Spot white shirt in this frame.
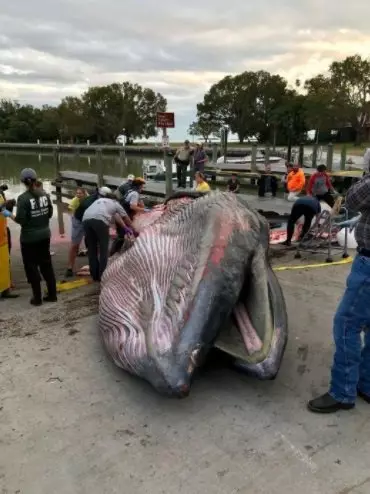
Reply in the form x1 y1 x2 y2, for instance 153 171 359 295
82 198 127 226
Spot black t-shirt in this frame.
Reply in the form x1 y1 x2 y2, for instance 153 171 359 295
227 178 240 191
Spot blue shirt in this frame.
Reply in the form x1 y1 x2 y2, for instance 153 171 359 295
295 196 321 214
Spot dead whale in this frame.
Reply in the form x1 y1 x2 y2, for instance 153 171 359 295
99 190 288 396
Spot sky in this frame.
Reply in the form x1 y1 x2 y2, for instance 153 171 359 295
0 0 370 142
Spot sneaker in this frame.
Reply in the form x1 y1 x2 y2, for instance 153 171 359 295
281 240 291 246
65 268 74 278
30 298 42 307
307 392 354 414
43 295 58 303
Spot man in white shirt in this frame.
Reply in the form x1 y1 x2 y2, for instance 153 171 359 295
82 187 135 281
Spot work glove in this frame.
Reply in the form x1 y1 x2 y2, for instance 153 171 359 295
1 209 11 218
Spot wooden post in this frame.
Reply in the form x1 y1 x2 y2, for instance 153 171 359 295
212 143 218 164
119 149 126 177
312 143 318 168
54 147 65 237
340 144 347 171
264 146 270 167
326 143 334 172
96 148 104 187
164 152 173 197
251 144 258 173
298 143 304 166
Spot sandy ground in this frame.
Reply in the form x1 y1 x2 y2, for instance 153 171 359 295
1 243 370 494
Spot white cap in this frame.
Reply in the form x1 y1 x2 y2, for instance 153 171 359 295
99 186 112 197
127 174 135 181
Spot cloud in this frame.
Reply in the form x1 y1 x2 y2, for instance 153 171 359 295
1 0 370 138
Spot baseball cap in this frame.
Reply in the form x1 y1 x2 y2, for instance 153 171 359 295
127 174 135 181
99 186 112 197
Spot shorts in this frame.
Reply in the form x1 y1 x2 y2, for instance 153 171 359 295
71 216 85 245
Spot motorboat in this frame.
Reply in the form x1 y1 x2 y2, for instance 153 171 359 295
143 161 191 184
214 148 285 172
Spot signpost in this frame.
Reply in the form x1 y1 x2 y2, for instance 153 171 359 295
156 112 175 195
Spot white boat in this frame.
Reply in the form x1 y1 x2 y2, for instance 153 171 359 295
143 161 191 183
215 149 285 171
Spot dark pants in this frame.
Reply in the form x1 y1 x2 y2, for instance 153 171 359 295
315 192 335 208
176 160 189 188
287 204 316 242
83 219 109 281
21 238 57 302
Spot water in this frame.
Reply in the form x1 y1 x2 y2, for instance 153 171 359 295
0 151 159 247
0 151 160 196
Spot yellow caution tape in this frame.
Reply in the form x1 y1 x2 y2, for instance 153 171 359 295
273 256 353 272
55 277 93 293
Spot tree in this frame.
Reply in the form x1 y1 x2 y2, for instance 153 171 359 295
196 71 288 143
58 97 87 143
328 55 370 142
188 118 219 142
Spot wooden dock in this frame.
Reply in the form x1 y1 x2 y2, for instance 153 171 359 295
56 170 293 217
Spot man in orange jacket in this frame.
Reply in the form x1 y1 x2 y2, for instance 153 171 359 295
286 163 306 201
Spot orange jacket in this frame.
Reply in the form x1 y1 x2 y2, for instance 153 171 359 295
287 169 305 192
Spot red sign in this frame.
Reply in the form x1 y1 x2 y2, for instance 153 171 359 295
156 112 175 128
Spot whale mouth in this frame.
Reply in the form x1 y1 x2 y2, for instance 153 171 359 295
214 247 288 380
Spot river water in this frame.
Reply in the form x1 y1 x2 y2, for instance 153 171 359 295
0 151 159 246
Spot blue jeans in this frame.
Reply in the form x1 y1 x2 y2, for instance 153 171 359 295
329 255 370 403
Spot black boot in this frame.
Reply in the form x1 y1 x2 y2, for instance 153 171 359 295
30 281 42 306
307 393 354 414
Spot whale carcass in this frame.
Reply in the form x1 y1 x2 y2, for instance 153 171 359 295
99 191 288 397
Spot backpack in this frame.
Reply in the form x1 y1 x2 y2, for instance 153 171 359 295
311 174 329 196
74 193 98 222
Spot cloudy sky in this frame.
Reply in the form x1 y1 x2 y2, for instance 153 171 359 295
1 0 369 140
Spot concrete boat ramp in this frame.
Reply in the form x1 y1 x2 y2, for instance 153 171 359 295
1 242 369 494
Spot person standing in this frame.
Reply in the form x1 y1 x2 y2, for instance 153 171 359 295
281 195 321 247
174 140 193 188
193 143 207 173
306 165 336 207
65 187 89 278
82 187 135 282
362 147 370 176
308 174 370 413
13 168 57 306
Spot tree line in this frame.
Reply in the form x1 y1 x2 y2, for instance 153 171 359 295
190 54 370 145
0 54 369 145
0 82 167 144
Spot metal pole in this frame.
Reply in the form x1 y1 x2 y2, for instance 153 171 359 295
164 152 173 197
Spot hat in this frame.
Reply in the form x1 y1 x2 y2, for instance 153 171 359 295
127 174 135 181
20 168 37 183
99 186 112 197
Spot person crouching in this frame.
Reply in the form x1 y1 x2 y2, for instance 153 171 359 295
82 187 136 282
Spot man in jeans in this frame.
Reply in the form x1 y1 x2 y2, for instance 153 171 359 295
308 174 370 413
82 187 135 282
